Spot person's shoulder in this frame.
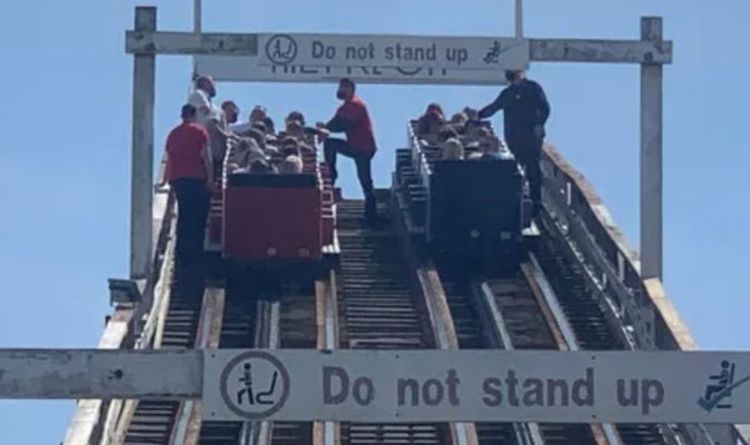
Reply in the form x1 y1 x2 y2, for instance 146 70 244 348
525 79 544 89
187 122 209 137
188 89 209 105
351 96 368 108
189 89 207 99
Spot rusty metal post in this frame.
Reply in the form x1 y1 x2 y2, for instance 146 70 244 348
640 17 663 280
130 7 156 279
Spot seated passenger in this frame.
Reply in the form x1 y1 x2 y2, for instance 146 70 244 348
250 106 267 124
416 103 445 137
464 119 486 141
244 128 267 151
463 106 479 120
252 120 268 135
476 126 492 141
226 138 265 173
437 126 460 144
285 110 306 127
424 103 445 120
262 116 276 135
280 136 303 158
441 138 465 161
449 112 469 127
284 120 306 140
249 158 277 174
478 136 507 160
278 155 304 174
230 105 266 135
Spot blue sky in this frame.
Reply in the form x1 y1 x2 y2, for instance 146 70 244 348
0 1 748 443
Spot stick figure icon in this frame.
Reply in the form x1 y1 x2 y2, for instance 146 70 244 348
236 362 255 405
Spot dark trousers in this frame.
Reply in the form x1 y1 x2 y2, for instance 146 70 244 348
508 136 543 216
324 138 376 218
172 178 210 264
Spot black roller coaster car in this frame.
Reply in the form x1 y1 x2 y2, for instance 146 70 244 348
392 120 533 268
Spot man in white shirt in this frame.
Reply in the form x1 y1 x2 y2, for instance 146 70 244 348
188 75 236 178
188 76 217 126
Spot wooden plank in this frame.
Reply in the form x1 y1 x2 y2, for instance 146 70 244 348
0 349 201 399
126 30 258 55
125 29 671 65
63 309 132 445
530 38 672 64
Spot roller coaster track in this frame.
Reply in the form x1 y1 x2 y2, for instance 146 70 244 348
85 192 714 445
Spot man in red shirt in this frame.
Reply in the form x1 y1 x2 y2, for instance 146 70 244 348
165 104 213 264
317 78 378 222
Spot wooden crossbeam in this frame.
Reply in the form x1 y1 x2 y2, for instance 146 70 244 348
125 31 671 64
0 349 201 399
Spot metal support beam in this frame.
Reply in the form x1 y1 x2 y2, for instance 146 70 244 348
130 7 156 279
640 17 664 280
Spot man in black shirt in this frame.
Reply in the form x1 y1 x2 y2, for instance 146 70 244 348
476 70 550 216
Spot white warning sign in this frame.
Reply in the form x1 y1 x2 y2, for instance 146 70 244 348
196 33 529 85
203 350 750 423
258 33 529 71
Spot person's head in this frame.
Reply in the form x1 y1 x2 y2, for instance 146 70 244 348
245 128 266 149
221 101 239 124
195 76 216 98
463 106 479 120
441 138 465 161
285 110 306 127
476 127 492 140
285 120 305 139
279 155 304 174
425 103 444 119
181 104 197 122
336 78 356 101
505 69 525 85
250 106 267 123
251 121 268 135
450 112 469 126
281 136 301 158
264 144 279 156
437 125 459 143
262 116 276 134
237 137 262 154
464 119 484 140
480 136 502 156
